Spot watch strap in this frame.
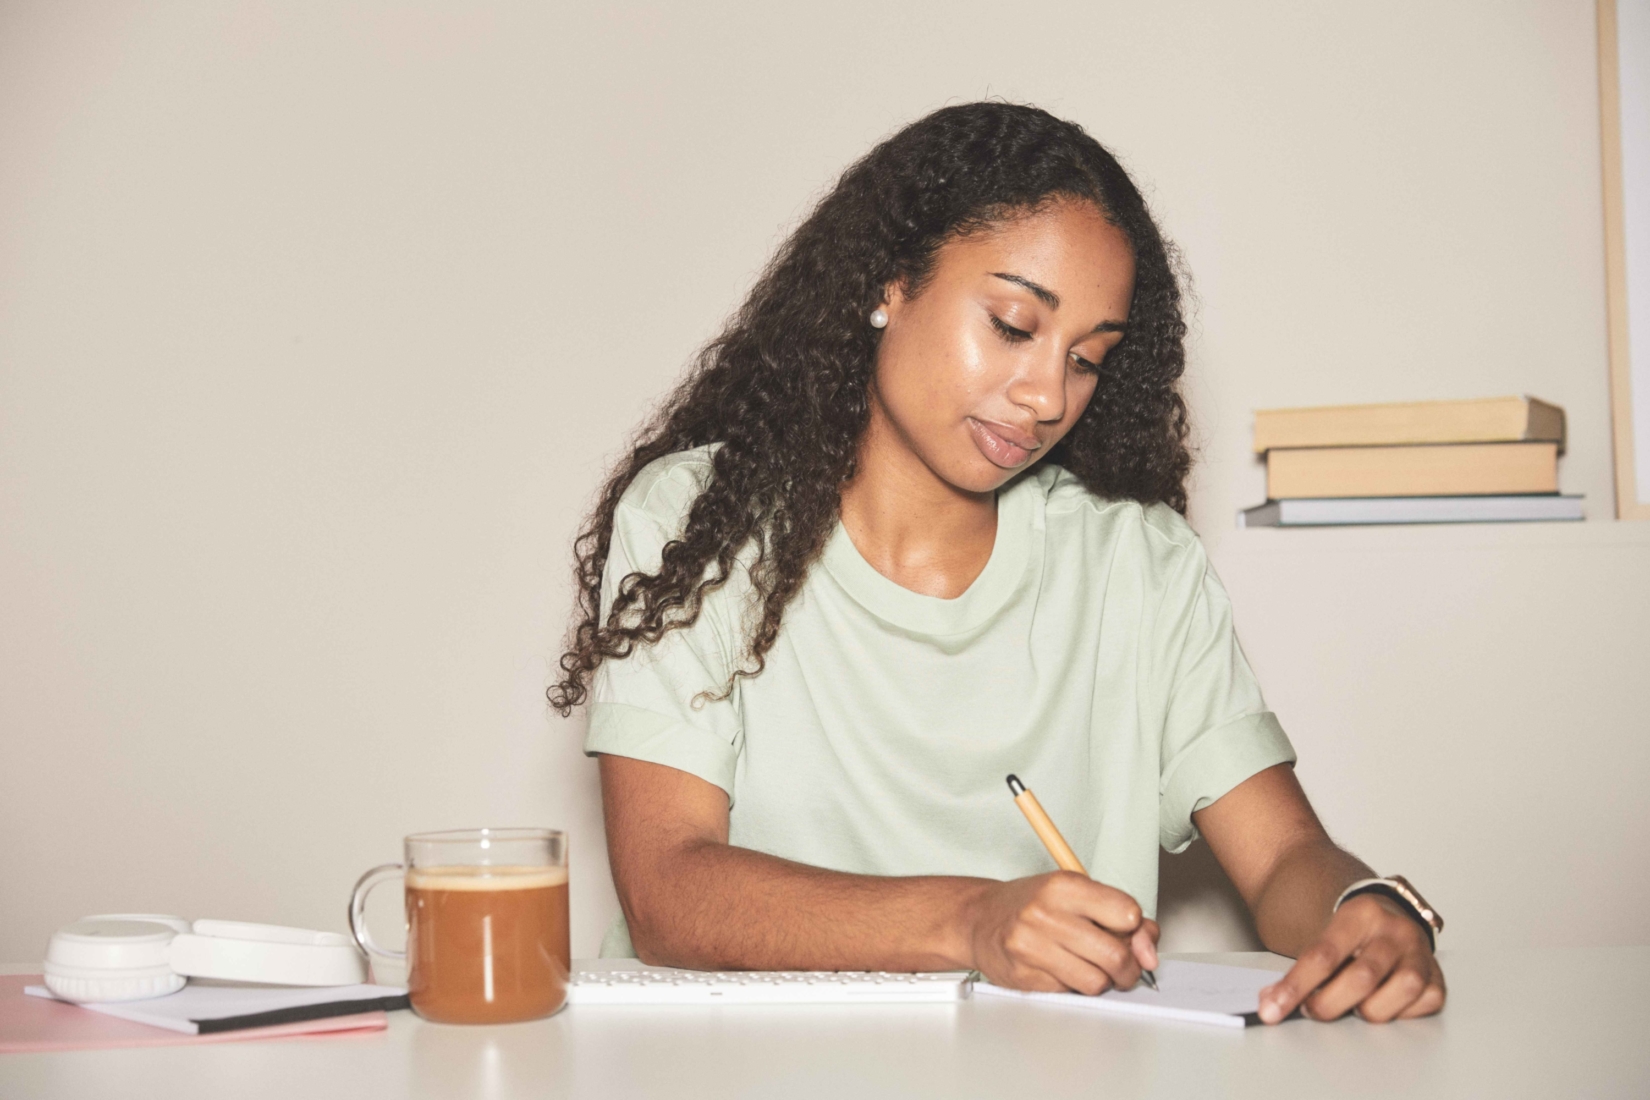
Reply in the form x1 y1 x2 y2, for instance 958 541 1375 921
1334 875 1442 950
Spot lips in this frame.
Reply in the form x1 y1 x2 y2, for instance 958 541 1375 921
967 417 1041 469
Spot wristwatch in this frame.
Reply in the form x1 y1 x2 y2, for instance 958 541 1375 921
1333 875 1444 950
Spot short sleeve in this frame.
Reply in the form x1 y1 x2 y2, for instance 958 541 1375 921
583 455 746 800
1155 541 1296 852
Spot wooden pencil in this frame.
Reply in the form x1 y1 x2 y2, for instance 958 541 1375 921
1006 774 1158 991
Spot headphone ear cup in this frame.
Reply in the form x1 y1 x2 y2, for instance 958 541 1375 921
43 966 186 1003
43 917 189 1003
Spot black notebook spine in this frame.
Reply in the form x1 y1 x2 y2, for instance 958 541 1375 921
190 993 411 1034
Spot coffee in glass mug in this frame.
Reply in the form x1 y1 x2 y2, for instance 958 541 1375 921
350 828 569 1023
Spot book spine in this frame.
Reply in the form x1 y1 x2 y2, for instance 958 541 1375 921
1265 442 1557 499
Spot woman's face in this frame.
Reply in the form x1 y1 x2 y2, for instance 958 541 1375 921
871 199 1136 495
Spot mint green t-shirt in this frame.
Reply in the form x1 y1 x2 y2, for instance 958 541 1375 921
585 447 1294 956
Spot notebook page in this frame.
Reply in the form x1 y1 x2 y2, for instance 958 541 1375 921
973 959 1279 1028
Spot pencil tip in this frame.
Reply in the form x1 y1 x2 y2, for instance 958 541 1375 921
1005 774 1025 795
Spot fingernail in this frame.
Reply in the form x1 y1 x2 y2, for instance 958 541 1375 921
1258 1000 1280 1024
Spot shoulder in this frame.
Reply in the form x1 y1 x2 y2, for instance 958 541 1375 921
603 445 745 594
1034 464 1201 555
1028 464 1210 602
616 444 721 531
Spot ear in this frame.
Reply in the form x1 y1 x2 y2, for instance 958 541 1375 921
881 279 910 319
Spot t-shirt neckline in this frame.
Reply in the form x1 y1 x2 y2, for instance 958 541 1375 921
821 474 1039 636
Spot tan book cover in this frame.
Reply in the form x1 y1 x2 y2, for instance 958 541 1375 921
1266 442 1559 499
1252 396 1565 453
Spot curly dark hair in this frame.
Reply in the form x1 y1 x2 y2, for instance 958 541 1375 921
549 101 1190 715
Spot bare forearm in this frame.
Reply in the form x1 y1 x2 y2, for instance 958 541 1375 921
1192 765 1374 959
599 755 1155 985
621 837 989 971
1249 837 1372 958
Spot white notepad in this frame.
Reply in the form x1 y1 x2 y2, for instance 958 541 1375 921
973 959 1281 1028
25 981 409 1034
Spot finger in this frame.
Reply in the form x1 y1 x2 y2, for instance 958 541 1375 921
1009 930 1118 996
1306 937 1400 1022
1002 962 1082 994
1395 963 1447 1020
1354 955 1431 1023
1001 910 1123 995
1045 944 1117 996
1396 982 1446 1019
1131 923 1159 972
1257 918 1365 1024
1036 909 1141 990
1045 874 1144 937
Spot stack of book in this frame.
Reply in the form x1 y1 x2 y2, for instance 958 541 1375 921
1239 396 1584 527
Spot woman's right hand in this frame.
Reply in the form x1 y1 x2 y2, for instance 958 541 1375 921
965 871 1160 993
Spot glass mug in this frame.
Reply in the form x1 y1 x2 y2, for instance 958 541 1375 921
349 828 570 1024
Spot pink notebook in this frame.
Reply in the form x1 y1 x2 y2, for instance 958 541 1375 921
0 975 389 1054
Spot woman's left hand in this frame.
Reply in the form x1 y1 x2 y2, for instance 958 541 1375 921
1255 894 1446 1024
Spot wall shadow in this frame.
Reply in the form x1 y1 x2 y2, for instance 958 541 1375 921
1155 840 1266 953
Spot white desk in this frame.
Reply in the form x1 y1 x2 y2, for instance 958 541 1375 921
3 949 1646 1099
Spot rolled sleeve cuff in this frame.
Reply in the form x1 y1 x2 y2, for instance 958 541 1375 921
1158 711 1296 854
585 702 739 801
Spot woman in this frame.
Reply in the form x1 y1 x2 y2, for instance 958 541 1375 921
551 102 1444 1025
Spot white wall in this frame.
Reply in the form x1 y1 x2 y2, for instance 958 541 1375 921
2 0 1644 965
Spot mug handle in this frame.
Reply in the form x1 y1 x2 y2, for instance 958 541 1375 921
348 863 406 961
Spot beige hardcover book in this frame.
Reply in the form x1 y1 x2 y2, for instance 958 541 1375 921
1266 442 1558 499
1252 396 1565 453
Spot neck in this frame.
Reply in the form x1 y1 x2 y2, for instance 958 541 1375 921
837 399 998 599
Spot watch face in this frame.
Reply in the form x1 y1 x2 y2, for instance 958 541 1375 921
1388 875 1444 934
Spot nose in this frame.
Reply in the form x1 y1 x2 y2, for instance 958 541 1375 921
1006 345 1068 424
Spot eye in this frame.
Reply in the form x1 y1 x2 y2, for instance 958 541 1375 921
989 315 1032 343
1070 350 1102 375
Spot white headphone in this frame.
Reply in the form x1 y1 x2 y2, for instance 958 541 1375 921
43 915 367 1003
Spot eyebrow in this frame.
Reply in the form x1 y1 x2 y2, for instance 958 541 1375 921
991 272 1060 308
990 272 1129 334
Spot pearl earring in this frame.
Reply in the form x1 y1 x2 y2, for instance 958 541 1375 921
869 307 889 329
